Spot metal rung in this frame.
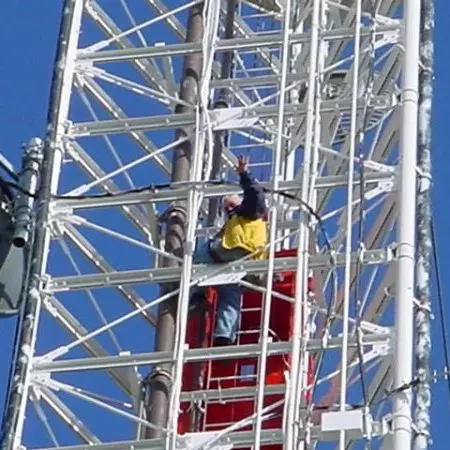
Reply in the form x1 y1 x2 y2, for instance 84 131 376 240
241 307 263 312
234 67 273 73
240 13 279 19
209 374 257 382
236 329 261 335
204 422 236 430
203 397 256 406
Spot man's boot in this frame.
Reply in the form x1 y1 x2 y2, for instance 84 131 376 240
188 291 207 316
213 336 233 347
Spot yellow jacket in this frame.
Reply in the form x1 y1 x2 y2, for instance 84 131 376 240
221 214 268 260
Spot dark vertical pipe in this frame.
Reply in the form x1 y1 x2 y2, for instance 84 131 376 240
144 3 204 439
207 0 238 226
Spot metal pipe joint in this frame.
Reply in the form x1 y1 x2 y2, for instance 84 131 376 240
12 138 43 248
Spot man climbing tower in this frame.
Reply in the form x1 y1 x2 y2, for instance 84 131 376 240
190 155 268 347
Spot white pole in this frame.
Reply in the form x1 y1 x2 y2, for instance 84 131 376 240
339 1 363 448
0 2 84 449
166 3 219 444
253 0 291 448
284 0 321 447
393 0 422 449
294 3 329 447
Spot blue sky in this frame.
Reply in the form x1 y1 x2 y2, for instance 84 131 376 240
0 1 450 448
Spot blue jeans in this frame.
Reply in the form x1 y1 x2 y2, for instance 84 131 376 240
191 240 248 342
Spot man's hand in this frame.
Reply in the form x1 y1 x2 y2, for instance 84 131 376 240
236 155 249 175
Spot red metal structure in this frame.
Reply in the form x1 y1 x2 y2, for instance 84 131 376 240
179 250 314 447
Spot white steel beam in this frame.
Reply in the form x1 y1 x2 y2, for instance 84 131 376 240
32 421 390 450
85 1 173 96
38 388 100 444
63 224 157 325
53 171 396 210
78 77 172 174
77 25 399 63
66 142 158 240
69 95 394 136
33 333 391 373
42 295 136 394
392 0 422 448
48 248 392 291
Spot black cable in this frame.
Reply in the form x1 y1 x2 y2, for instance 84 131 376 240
254 188 337 419
353 154 369 408
0 179 174 200
2 180 38 199
0 295 26 443
430 217 450 400
0 176 315 217
0 209 35 445
230 182 337 419
3 179 331 236
288 368 447 413
0 315 21 431
0 188 20 444
0 178 14 201
1 175 330 249
305 261 338 409
344 0 379 416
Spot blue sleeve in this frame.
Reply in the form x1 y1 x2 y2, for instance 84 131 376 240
235 171 267 219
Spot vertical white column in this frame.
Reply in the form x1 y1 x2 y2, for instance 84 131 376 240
254 1 291 448
393 1 422 449
284 0 321 448
166 2 219 447
339 0 363 448
1 2 84 449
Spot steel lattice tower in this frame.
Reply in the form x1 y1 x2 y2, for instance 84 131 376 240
0 0 434 449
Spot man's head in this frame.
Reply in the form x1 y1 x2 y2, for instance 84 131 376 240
223 194 241 214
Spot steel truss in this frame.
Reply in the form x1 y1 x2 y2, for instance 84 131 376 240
1 0 427 449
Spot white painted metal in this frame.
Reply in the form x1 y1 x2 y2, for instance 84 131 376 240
1 0 427 449
339 1 363 448
253 1 291 447
285 0 321 446
392 0 422 448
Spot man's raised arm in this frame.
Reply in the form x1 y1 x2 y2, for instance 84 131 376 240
235 156 266 220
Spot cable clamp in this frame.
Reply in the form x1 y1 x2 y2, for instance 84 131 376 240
412 297 433 316
358 243 366 263
327 249 337 267
30 371 51 391
33 346 69 364
416 166 432 193
48 203 73 226
75 59 95 77
363 406 373 440
362 160 395 173
38 277 54 299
